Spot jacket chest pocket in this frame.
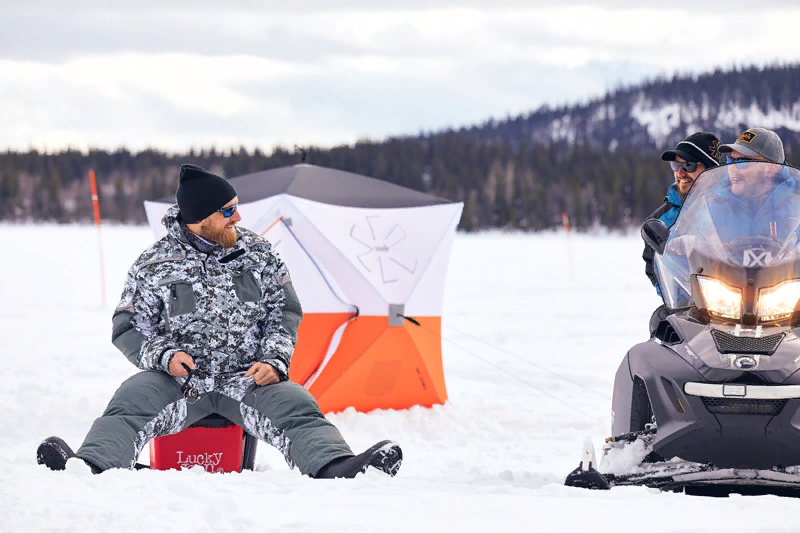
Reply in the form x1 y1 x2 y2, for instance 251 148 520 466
160 281 197 316
232 269 261 303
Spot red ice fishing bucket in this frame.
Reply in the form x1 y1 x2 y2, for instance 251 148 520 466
149 414 258 473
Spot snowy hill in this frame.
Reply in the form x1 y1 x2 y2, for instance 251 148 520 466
458 64 800 151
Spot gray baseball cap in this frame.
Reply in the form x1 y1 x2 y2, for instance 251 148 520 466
719 127 786 163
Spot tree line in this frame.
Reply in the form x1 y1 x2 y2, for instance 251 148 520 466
1 134 797 231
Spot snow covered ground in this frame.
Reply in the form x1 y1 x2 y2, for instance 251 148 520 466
4 225 800 532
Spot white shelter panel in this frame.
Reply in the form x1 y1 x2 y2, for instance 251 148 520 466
236 196 284 235
144 201 172 240
404 206 462 316
260 204 355 315
289 197 462 311
284 197 387 315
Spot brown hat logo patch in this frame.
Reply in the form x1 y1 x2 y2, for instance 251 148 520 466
709 140 720 159
737 131 757 144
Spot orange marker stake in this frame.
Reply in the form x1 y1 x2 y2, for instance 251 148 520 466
562 212 574 280
89 169 107 307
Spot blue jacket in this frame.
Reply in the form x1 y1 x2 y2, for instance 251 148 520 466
643 183 682 296
658 184 682 228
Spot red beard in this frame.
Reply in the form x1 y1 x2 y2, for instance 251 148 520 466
199 220 237 248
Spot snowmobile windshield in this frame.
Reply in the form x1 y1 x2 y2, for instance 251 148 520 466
655 161 800 322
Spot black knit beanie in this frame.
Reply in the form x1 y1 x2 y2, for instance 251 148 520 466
176 164 237 223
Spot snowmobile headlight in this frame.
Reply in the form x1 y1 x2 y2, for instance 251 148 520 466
757 280 800 322
697 276 742 320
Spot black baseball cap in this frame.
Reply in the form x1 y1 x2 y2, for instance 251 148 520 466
661 132 721 168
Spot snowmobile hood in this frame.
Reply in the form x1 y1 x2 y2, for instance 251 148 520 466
667 313 800 383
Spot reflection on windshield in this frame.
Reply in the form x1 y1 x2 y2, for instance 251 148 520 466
655 161 800 310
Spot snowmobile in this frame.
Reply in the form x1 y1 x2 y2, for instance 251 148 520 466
566 160 800 496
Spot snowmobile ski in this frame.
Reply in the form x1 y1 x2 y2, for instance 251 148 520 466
564 437 610 490
603 462 800 496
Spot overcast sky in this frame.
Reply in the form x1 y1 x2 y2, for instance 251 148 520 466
1 1 799 153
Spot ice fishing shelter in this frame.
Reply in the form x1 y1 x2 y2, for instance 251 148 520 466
144 164 463 413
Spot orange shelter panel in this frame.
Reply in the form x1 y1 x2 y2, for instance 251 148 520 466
289 313 352 386
312 318 447 413
304 316 388 400
405 317 446 401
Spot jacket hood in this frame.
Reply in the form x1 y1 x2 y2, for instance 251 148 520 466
161 204 187 243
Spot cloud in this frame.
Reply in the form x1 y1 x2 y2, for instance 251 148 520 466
0 3 798 151
4 5 799 66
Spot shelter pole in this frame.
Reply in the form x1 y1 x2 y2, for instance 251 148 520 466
89 169 107 307
259 216 284 236
562 212 574 280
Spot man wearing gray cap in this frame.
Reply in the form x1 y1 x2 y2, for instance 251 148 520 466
719 127 787 165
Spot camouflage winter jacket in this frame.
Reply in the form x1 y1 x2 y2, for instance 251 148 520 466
111 205 302 379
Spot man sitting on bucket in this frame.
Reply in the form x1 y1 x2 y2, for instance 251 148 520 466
37 164 402 479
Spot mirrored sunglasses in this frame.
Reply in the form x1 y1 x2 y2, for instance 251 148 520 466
725 155 760 167
217 204 238 218
668 160 699 173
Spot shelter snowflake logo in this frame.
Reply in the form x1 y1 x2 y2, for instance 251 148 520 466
350 216 418 284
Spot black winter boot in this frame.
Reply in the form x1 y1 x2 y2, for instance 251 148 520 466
315 440 402 479
37 437 102 473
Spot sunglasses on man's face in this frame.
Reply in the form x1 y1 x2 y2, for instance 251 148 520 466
217 204 238 218
725 155 760 167
668 160 699 173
